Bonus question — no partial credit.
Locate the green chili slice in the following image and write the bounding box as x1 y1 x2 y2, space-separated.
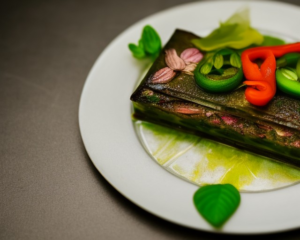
195 49 244 94
195 65 243 93
276 53 300 68
276 68 300 99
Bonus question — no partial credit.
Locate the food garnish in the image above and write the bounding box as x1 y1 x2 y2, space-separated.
241 43 300 106
128 25 161 60
151 48 203 84
193 184 240 228
191 8 263 51
276 53 300 99
194 49 243 93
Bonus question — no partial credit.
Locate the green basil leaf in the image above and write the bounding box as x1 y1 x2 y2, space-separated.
193 184 240 228
142 25 161 55
128 43 146 59
138 39 144 50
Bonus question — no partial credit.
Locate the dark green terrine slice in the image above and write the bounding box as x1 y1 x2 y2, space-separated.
130 29 300 168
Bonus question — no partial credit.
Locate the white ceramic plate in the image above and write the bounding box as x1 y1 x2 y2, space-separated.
79 1 300 234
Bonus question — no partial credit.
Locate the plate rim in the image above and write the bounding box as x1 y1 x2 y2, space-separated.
79 0 300 234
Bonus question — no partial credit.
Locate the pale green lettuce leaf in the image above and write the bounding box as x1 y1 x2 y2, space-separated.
192 8 264 51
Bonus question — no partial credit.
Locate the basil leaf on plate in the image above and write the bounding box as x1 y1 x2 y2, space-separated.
193 184 240 228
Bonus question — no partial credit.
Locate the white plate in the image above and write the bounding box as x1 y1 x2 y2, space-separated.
79 1 300 234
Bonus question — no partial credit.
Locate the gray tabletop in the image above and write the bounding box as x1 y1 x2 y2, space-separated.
1 0 300 239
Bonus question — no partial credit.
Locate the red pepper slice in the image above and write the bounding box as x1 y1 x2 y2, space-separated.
241 43 300 106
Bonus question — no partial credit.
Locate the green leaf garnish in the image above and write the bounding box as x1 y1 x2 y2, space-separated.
191 7 263 51
128 43 146 59
138 39 144 50
142 25 161 55
193 184 240 228
128 25 161 60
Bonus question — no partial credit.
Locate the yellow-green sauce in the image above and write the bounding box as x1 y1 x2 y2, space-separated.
136 121 300 192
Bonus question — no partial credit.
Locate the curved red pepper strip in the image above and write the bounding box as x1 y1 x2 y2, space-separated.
241 43 300 106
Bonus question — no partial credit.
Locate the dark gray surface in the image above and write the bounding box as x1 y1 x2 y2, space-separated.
1 0 300 239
